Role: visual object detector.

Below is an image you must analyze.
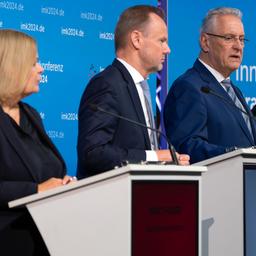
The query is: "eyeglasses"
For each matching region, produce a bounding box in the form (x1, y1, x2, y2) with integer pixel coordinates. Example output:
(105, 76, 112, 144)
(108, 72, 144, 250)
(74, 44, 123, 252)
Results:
(205, 32, 249, 45)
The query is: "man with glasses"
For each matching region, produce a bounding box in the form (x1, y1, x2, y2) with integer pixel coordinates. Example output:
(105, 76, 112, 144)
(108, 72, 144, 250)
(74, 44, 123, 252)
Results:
(164, 7, 256, 163)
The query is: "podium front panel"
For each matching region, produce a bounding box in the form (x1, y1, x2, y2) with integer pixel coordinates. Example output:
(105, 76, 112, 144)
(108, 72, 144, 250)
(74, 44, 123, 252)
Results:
(132, 180, 199, 256)
(244, 165, 256, 256)
(198, 149, 256, 256)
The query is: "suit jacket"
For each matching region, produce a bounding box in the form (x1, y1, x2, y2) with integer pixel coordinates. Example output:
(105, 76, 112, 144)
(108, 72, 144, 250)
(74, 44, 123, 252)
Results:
(164, 59, 256, 163)
(77, 59, 151, 178)
(0, 102, 66, 231)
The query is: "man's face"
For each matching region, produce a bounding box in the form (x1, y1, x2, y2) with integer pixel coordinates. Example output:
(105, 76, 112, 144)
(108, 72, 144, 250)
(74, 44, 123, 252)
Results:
(138, 13, 170, 76)
(201, 14, 244, 77)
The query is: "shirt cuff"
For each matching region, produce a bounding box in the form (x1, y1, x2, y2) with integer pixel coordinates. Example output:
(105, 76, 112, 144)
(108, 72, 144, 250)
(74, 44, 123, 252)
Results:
(146, 150, 158, 161)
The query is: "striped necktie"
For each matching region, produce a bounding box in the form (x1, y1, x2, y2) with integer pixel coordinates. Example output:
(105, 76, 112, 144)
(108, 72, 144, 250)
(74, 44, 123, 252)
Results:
(140, 80, 158, 150)
(222, 78, 253, 136)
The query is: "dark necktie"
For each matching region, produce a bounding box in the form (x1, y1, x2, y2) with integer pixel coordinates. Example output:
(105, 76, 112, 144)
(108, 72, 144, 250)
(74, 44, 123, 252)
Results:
(140, 80, 158, 150)
(222, 78, 253, 136)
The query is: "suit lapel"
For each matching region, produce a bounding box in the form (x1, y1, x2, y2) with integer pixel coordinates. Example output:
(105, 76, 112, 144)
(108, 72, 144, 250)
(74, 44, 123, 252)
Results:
(0, 105, 38, 181)
(21, 103, 66, 168)
(232, 85, 256, 144)
(212, 80, 253, 144)
(112, 59, 151, 149)
(195, 60, 255, 145)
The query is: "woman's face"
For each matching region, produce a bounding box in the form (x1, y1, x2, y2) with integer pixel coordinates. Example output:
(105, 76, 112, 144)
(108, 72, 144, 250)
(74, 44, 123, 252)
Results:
(23, 61, 44, 97)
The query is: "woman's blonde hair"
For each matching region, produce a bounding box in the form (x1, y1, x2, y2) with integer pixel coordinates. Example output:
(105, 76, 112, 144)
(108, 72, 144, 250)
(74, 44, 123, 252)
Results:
(0, 29, 37, 105)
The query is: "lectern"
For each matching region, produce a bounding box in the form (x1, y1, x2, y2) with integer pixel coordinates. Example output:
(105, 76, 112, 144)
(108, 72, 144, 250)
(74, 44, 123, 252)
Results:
(197, 148, 256, 256)
(9, 164, 206, 256)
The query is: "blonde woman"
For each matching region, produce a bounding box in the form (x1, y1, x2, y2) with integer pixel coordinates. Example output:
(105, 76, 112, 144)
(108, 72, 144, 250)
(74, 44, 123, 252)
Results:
(0, 29, 72, 255)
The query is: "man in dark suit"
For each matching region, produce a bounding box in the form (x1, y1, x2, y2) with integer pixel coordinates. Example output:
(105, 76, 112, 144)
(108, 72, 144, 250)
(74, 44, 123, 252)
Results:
(77, 5, 189, 178)
(164, 7, 256, 164)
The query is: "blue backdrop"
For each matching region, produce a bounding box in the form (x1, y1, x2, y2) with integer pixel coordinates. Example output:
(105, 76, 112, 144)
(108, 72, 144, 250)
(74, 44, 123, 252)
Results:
(0, 1, 255, 176)
(0, 0, 156, 175)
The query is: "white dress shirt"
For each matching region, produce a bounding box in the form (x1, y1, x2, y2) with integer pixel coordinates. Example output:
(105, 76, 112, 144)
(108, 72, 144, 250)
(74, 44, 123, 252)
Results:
(198, 58, 230, 91)
(117, 58, 158, 161)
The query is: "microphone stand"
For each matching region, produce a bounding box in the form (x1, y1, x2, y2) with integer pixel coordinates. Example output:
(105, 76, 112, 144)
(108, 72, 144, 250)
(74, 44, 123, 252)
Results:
(89, 104, 179, 165)
(201, 86, 256, 119)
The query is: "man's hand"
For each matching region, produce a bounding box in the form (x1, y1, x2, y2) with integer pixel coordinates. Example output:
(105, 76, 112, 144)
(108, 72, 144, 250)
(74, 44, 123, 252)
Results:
(156, 150, 190, 165)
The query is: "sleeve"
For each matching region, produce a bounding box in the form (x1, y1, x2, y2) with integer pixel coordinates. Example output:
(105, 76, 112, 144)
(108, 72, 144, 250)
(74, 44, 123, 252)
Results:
(77, 76, 146, 177)
(0, 181, 37, 207)
(23, 103, 67, 176)
(164, 80, 226, 163)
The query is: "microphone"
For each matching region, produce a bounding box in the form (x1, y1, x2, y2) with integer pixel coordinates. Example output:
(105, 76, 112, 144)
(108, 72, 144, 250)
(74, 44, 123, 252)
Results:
(201, 86, 256, 120)
(89, 103, 179, 165)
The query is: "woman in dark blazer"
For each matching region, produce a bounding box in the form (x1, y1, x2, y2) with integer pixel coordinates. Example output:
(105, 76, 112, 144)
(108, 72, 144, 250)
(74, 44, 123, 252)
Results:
(0, 29, 73, 255)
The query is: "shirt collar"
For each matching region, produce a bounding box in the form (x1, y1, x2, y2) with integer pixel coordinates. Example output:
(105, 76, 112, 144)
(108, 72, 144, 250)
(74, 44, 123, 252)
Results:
(117, 58, 145, 84)
(198, 58, 230, 83)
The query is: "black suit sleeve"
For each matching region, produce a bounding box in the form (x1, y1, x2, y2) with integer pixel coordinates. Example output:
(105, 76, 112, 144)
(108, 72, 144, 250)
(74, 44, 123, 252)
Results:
(77, 76, 146, 178)
(0, 103, 66, 207)
(0, 181, 37, 207)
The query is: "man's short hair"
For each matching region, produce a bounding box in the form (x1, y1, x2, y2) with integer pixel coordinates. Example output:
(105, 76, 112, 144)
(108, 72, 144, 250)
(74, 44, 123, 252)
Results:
(114, 5, 165, 51)
(200, 7, 242, 33)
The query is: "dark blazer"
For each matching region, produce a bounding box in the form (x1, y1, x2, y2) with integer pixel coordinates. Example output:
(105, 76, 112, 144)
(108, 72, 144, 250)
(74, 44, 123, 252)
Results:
(0, 102, 66, 230)
(77, 59, 151, 178)
(164, 59, 256, 163)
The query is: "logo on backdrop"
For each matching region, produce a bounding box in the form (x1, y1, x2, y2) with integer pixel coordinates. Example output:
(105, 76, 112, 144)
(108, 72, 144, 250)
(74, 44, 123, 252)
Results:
(20, 23, 45, 33)
(61, 27, 85, 37)
(88, 64, 97, 79)
(61, 112, 78, 121)
(47, 130, 64, 139)
(41, 6, 64, 16)
(235, 63, 256, 108)
(38, 61, 64, 84)
(0, 1, 24, 11)
(236, 64, 256, 83)
(40, 112, 45, 120)
(80, 11, 103, 21)
(88, 64, 105, 79)
(99, 32, 114, 40)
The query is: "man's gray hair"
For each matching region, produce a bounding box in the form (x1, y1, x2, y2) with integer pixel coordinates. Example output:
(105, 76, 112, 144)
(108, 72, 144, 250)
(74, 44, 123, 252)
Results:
(200, 7, 242, 33)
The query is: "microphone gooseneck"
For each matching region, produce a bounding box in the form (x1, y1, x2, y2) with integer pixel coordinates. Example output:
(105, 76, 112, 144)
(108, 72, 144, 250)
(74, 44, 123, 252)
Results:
(89, 104, 179, 165)
(200, 86, 254, 118)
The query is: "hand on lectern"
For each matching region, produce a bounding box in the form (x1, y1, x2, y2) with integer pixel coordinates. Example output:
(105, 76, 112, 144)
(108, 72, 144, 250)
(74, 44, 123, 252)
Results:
(38, 175, 77, 192)
(156, 150, 190, 165)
